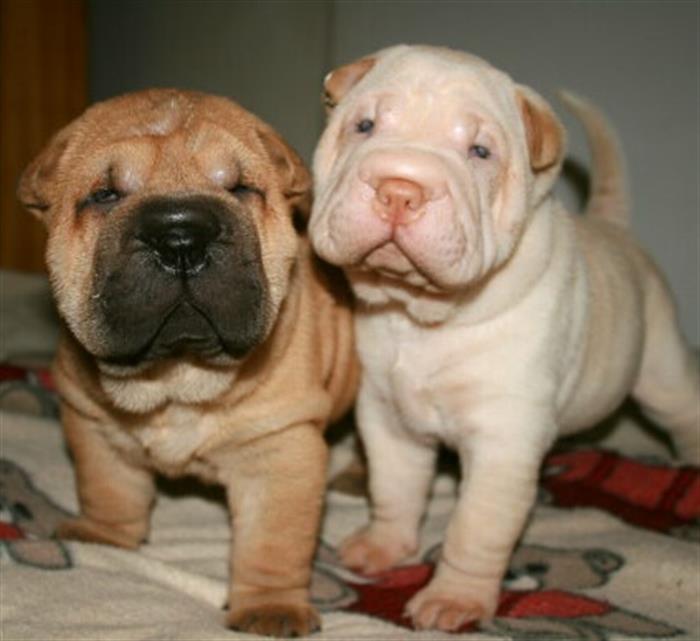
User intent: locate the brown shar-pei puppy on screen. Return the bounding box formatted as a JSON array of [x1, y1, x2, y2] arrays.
[[18, 89, 358, 637]]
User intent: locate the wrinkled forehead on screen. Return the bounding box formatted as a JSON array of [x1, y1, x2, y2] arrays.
[[355, 47, 516, 119], [66, 93, 266, 188], [78, 93, 258, 153]]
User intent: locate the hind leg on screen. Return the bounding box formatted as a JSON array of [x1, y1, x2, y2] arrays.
[[632, 280, 700, 465]]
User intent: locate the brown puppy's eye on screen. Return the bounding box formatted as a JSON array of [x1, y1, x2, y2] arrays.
[[91, 188, 121, 204], [229, 184, 252, 195], [229, 183, 259, 196], [469, 144, 491, 160], [228, 183, 264, 200], [355, 118, 375, 134], [78, 187, 122, 212]]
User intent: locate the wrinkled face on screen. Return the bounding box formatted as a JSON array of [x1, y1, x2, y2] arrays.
[[310, 46, 562, 308], [19, 90, 309, 373]]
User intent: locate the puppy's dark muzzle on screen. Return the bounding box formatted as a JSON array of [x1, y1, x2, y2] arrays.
[[93, 195, 270, 366], [137, 202, 222, 276]]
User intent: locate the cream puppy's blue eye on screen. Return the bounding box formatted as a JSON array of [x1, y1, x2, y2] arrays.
[[469, 145, 491, 160], [356, 118, 375, 134]]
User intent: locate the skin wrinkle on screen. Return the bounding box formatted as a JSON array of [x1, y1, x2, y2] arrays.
[[352, 145, 468, 282], [318, 108, 512, 295]]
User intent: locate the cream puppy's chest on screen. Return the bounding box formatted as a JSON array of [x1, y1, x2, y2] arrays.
[[359, 312, 479, 438], [388, 341, 444, 434]]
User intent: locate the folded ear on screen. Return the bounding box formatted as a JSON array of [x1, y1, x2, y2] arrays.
[[516, 85, 565, 173], [17, 124, 75, 221], [322, 56, 376, 115], [257, 126, 311, 224]]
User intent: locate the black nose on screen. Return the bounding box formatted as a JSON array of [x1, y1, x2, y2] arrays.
[[137, 200, 221, 275]]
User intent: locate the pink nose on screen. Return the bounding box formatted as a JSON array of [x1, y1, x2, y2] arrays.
[[373, 178, 426, 225]]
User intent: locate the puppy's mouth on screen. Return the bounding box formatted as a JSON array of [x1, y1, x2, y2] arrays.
[[102, 300, 227, 367], [359, 241, 446, 292]]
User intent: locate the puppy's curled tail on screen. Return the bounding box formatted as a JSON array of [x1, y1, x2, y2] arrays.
[[558, 90, 630, 227]]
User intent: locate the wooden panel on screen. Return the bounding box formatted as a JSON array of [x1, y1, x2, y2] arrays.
[[0, 0, 87, 273]]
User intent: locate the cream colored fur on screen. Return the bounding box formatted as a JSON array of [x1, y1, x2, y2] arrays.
[[309, 45, 699, 632]]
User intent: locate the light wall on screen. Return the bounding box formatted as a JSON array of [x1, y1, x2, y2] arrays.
[[89, 0, 698, 344]]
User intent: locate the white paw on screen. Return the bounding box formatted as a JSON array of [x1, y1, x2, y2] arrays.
[[405, 581, 498, 631], [339, 524, 416, 575]]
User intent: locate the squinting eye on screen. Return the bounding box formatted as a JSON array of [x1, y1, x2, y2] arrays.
[[355, 118, 375, 134], [77, 187, 122, 212], [469, 145, 491, 160], [90, 188, 122, 204], [228, 183, 264, 199], [229, 184, 253, 195]]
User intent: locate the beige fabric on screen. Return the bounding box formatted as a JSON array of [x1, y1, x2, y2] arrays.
[[2, 409, 699, 640]]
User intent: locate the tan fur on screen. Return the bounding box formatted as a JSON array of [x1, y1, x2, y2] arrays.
[[19, 89, 357, 638], [323, 56, 377, 114], [309, 45, 699, 632]]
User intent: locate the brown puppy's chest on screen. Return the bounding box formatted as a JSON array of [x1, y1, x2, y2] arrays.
[[90, 401, 219, 481], [132, 405, 218, 477]]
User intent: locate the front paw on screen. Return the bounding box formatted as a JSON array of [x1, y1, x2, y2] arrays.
[[340, 524, 416, 575], [227, 602, 321, 638], [55, 517, 144, 549], [405, 583, 498, 632]]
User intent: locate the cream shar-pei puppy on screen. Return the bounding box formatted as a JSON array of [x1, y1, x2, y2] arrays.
[[309, 45, 700, 631]]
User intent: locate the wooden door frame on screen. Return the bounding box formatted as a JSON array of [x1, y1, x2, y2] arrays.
[[1, 0, 87, 273]]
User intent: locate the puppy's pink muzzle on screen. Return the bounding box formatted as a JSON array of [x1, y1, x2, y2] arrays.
[[373, 177, 425, 225], [358, 148, 449, 227]]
